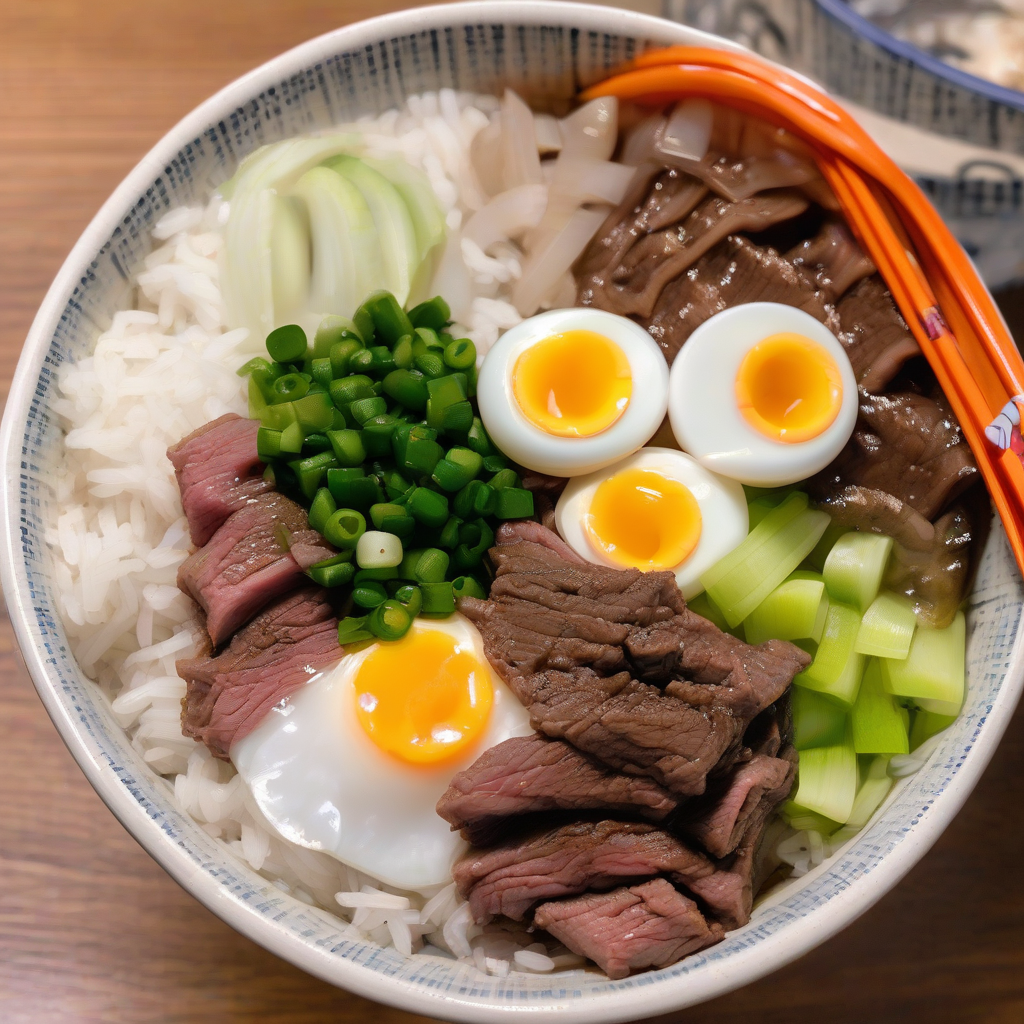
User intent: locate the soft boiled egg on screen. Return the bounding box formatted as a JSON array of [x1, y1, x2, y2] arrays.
[[231, 615, 532, 891], [668, 303, 858, 487], [477, 307, 669, 476], [555, 447, 748, 599]]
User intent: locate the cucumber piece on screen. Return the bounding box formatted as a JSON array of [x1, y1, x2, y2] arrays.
[[791, 729, 858, 825], [795, 602, 865, 707], [879, 610, 965, 715], [327, 156, 419, 307], [743, 575, 828, 645], [792, 686, 847, 750], [851, 659, 909, 755], [855, 591, 917, 659], [701, 492, 830, 627], [823, 532, 893, 611], [803, 520, 849, 573], [292, 165, 380, 319]]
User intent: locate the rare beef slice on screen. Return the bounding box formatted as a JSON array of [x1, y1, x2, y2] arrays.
[[533, 878, 723, 980], [167, 413, 271, 547], [437, 734, 679, 844], [178, 587, 340, 758], [177, 491, 334, 647], [459, 523, 809, 796]]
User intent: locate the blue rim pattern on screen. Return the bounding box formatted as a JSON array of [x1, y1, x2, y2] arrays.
[[2, 5, 1023, 1020]]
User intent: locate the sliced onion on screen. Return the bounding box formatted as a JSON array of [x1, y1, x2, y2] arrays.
[[501, 89, 543, 190], [549, 158, 635, 206], [512, 206, 608, 317], [558, 96, 618, 162], [659, 100, 713, 162], [463, 183, 549, 251], [533, 113, 563, 154], [430, 229, 475, 324], [620, 112, 666, 167], [269, 195, 311, 324]]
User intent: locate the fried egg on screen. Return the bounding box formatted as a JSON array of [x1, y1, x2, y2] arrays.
[[231, 615, 533, 890], [668, 303, 858, 486], [555, 447, 748, 599], [476, 307, 669, 476]]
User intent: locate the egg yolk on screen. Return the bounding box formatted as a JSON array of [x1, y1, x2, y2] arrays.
[[585, 468, 702, 570], [352, 629, 493, 765], [735, 332, 843, 444], [512, 330, 632, 437]]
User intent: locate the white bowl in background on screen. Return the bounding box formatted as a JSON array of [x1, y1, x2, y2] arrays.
[[1, 3, 1021, 1020]]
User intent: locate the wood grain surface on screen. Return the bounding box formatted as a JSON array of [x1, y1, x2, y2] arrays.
[[1, 2, 1022, 1021]]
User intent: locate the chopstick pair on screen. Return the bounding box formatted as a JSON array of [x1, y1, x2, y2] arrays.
[[582, 48, 1024, 572]]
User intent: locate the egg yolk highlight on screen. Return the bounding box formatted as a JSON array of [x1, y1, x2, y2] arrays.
[[512, 330, 632, 437], [585, 468, 702, 570], [735, 332, 843, 443], [352, 629, 493, 765]]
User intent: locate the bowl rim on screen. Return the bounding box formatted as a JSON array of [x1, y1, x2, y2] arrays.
[[2, 2, 1022, 1020]]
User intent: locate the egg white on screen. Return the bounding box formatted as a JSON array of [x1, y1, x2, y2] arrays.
[[230, 615, 533, 891], [476, 307, 669, 476], [667, 303, 858, 487], [555, 447, 749, 599]]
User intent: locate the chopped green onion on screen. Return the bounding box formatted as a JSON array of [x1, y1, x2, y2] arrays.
[[495, 487, 534, 520], [444, 338, 477, 371], [308, 487, 338, 534], [823, 532, 893, 611], [454, 479, 497, 519], [413, 327, 444, 353], [310, 357, 333, 389], [400, 547, 450, 584], [408, 295, 451, 331], [272, 373, 309, 403], [361, 415, 398, 457], [289, 451, 339, 500], [326, 428, 366, 468], [795, 602, 865, 706], [256, 426, 285, 460], [360, 290, 414, 346], [701, 492, 831, 627], [329, 338, 364, 378], [466, 418, 496, 457], [394, 584, 423, 618], [328, 373, 375, 409], [481, 454, 507, 474], [368, 599, 414, 641], [792, 686, 847, 749], [851, 659, 910, 754], [439, 515, 463, 549], [266, 324, 307, 363], [352, 303, 375, 347], [326, 468, 382, 511], [790, 729, 858, 824], [306, 556, 355, 589], [369, 502, 416, 539], [323, 508, 366, 550], [855, 591, 917, 659], [349, 396, 388, 424], [452, 575, 487, 601], [879, 610, 965, 715], [488, 468, 521, 491], [414, 351, 446, 379], [237, 356, 273, 379], [439, 400, 474, 435], [453, 518, 494, 571], [356, 529, 404, 568], [420, 580, 456, 617], [383, 368, 429, 410], [353, 580, 388, 609], [406, 487, 449, 527], [314, 314, 362, 356], [743, 575, 828, 645], [354, 566, 399, 583], [292, 391, 335, 432], [392, 334, 414, 369], [338, 615, 373, 645], [392, 425, 443, 476]]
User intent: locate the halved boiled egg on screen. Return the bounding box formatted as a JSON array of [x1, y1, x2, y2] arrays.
[[477, 308, 669, 476], [555, 447, 748, 599], [231, 615, 533, 890], [668, 303, 858, 487]]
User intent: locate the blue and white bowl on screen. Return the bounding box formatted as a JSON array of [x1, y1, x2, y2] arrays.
[[1, 3, 1021, 1019]]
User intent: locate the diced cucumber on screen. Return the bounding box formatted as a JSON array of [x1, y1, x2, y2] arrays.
[[795, 602, 865, 706], [791, 730, 858, 824], [792, 686, 847, 750], [743, 575, 828, 645], [879, 610, 965, 715], [701, 492, 830, 627], [823, 532, 893, 611], [851, 659, 909, 755], [855, 591, 917, 659], [803, 520, 849, 573]]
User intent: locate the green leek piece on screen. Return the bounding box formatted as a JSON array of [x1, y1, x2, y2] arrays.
[[687, 591, 734, 635], [795, 602, 865, 706], [495, 487, 534, 520], [909, 709, 957, 750], [338, 615, 373, 646], [701, 492, 830, 627], [326, 428, 366, 468], [747, 495, 783, 530], [781, 800, 841, 835], [350, 288, 416, 346], [266, 324, 307, 363], [791, 730, 858, 824], [743, 576, 828, 645], [329, 338, 364, 378], [823, 532, 894, 611], [420, 580, 456, 617], [879, 610, 965, 715], [326, 468, 382, 511], [323, 508, 366, 550], [368, 599, 414, 641], [804, 521, 849, 573], [308, 487, 338, 534], [855, 591, 917, 659], [383, 368, 428, 410], [851, 660, 909, 754], [829, 755, 894, 844], [313, 315, 363, 357], [306, 554, 355, 589], [361, 159, 447, 270], [407, 296, 452, 332], [792, 686, 847, 750]]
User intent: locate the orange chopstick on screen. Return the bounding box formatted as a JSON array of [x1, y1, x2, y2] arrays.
[[581, 49, 1024, 569]]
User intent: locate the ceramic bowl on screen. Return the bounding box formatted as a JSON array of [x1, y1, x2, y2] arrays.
[[1, 3, 1021, 1020]]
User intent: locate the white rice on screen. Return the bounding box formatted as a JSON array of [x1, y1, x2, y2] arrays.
[[47, 89, 569, 977]]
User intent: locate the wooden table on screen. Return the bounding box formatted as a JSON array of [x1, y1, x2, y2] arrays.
[[1, 2, 1022, 1020]]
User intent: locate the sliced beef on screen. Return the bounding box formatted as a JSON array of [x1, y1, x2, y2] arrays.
[[835, 276, 922, 392], [809, 390, 977, 521], [460, 523, 809, 795], [785, 220, 875, 300], [591, 190, 809, 318], [167, 413, 271, 547], [533, 878, 723, 980], [177, 587, 340, 757], [675, 751, 797, 859], [437, 734, 679, 844], [627, 235, 841, 365], [177, 491, 335, 647]]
